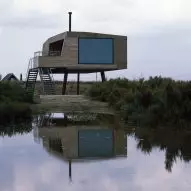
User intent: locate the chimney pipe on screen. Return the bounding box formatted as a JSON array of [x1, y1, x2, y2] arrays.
[[68, 12, 72, 32]]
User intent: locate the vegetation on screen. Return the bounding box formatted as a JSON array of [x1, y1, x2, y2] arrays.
[[87, 76, 191, 128], [0, 120, 32, 137], [0, 81, 33, 121]]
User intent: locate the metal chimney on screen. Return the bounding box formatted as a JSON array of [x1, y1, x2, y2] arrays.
[[68, 12, 72, 32]]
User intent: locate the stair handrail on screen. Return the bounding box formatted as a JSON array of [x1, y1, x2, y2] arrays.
[[26, 57, 33, 81], [39, 68, 45, 94], [33, 51, 42, 68], [49, 68, 56, 93]]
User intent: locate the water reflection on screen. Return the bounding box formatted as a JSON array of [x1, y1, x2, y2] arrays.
[[129, 127, 191, 172], [0, 120, 32, 137], [0, 113, 191, 190], [34, 112, 127, 182]]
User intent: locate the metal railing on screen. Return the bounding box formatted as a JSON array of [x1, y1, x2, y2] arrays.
[[48, 50, 61, 56], [34, 51, 42, 57], [25, 50, 61, 81], [34, 50, 62, 57], [49, 68, 55, 89], [26, 58, 34, 81]]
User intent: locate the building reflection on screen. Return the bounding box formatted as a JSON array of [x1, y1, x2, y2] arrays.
[[33, 112, 127, 182]]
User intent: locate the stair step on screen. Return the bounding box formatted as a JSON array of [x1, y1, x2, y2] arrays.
[[39, 69, 55, 95], [28, 78, 37, 80], [28, 75, 38, 77], [29, 73, 38, 75], [30, 68, 38, 71]]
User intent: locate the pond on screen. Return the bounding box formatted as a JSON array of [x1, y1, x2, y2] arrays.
[[0, 112, 191, 191]]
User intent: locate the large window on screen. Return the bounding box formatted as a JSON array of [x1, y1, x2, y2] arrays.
[[78, 38, 114, 64]]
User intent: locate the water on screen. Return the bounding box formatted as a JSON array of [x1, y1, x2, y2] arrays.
[[0, 113, 191, 191]]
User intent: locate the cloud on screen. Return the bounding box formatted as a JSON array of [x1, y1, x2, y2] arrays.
[[0, 0, 190, 33], [0, 0, 190, 79]]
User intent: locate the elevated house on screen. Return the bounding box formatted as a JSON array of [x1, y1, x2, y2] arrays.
[[25, 12, 128, 95]]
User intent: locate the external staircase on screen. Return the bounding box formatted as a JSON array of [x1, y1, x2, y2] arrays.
[[39, 68, 55, 95], [25, 56, 55, 95], [25, 68, 38, 95]]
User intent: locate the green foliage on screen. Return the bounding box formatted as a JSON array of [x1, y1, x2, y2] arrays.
[[0, 81, 33, 103], [87, 77, 191, 128], [0, 81, 33, 121]]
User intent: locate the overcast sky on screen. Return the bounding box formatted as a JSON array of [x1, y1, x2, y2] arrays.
[[0, 0, 190, 81]]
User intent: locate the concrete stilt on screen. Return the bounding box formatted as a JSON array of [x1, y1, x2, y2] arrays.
[[101, 71, 106, 82], [62, 72, 68, 95], [77, 72, 80, 95]]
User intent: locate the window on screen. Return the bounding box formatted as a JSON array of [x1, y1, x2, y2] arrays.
[[78, 38, 114, 64]]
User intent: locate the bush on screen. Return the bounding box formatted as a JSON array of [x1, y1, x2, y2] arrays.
[[0, 102, 32, 124], [0, 81, 33, 103], [87, 77, 191, 128], [0, 82, 33, 121]]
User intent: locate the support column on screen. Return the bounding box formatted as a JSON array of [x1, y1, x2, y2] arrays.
[[62, 72, 68, 95], [77, 72, 80, 95], [101, 71, 106, 82]]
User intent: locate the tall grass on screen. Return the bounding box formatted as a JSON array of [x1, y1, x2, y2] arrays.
[[87, 76, 191, 128]]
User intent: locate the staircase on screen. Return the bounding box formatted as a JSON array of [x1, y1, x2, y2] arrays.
[[25, 68, 38, 94], [39, 68, 55, 95]]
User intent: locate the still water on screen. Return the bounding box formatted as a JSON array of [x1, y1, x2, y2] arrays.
[[0, 113, 191, 191]]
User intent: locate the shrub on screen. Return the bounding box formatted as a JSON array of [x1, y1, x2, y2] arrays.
[[87, 77, 191, 128], [0, 82, 33, 121], [0, 81, 33, 103]]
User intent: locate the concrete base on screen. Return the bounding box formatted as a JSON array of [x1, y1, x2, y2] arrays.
[[37, 95, 114, 114]]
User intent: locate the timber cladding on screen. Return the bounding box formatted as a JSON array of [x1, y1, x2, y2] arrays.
[[40, 31, 127, 71]]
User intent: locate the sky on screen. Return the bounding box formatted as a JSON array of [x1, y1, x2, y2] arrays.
[[0, 0, 190, 81]]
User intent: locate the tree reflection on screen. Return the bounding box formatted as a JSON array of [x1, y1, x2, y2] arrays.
[[130, 128, 191, 172], [0, 119, 32, 137]]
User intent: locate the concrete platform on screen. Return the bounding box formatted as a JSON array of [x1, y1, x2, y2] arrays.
[[36, 95, 114, 114]]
